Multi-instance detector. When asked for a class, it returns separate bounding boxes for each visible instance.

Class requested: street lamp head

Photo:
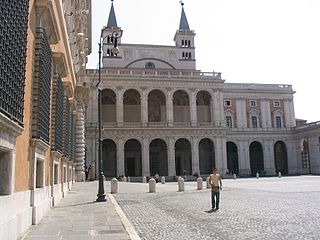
[111,46,120,55]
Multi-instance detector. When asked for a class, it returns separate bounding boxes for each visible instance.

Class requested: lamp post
[96,29,122,202]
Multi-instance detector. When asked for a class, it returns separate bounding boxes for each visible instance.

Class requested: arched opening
[175,138,192,175]
[123,89,141,122]
[274,141,288,175]
[101,89,116,122]
[199,138,215,175]
[197,91,212,123]
[249,141,264,175]
[102,139,117,178]
[148,90,166,122]
[300,138,310,174]
[227,141,239,174]
[173,90,190,123]
[124,139,142,177]
[149,139,168,176]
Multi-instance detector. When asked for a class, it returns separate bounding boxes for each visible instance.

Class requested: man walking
[209,168,222,210]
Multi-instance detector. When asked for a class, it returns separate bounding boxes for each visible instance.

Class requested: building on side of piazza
[84,1,320,181]
[0,0,91,239]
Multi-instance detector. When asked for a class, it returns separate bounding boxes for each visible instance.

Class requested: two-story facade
[84,2,320,180]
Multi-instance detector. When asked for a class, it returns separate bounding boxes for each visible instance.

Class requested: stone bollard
[142,176,147,183]
[178,176,185,192]
[278,172,282,178]
[256,172,259,179]
[197,177,203,190]
[122,176,127,182]
[206,176,211,189]
[111,178,118,194]
[127,176,131,182]
[233,173,236,180]
[149,178,156,193]
[161,176,165,184]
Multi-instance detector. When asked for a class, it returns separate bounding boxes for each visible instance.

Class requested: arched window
[145,62,155,69]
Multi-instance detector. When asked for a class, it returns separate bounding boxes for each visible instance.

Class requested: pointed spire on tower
[179,1,190,31]
[107,0,118,28]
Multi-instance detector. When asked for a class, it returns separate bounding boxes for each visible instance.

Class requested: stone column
[284,98,296,128]
[214,136,227,175]
[141,89,148,127]
[142,138,150,176]
[191,138,200,175]
[75,102,86,181]
[238,140,250,176]
[263,139,276,175]
[287,139,301,175]
[167,138,176,176]
[308,136,320,174]
[166,89,174,126]
[116,88,124,127]
[235,98,243,128]
[117,138,125,176]
[190,90,197,127]
[260,99,272,129]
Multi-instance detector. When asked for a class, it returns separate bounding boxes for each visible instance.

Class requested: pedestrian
[84,166,89,180]
[88,165,95,181]
[155,173,159,183]
[209,168,222,210]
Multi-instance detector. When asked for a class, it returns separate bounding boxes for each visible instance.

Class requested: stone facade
[0,0,91,239]
[84,2,320,180]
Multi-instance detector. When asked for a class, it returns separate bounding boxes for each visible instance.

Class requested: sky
[87,0,320,123]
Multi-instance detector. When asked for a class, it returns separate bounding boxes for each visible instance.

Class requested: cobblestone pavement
[115,176,320,240]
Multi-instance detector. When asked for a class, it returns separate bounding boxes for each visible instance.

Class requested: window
[63,167,67,183]
[36,159,44,188]
[226,116,232,128]
[251,116,258,128]
[54,164,59,184]
[224,100,231,107]
[145,62,155,69]
[0,148,13,195]
[250,100,257,107]
[273,100,281,107]
[275,116,282,128]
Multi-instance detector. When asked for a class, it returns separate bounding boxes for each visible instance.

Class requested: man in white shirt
[209,168,222,210]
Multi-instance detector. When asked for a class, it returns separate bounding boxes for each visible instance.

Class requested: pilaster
[191,138,199,174]
[142,138,150,176]
[117,138,125,176]
[116,87,124,127]
[166,89,174,126]
[168,138,176,176]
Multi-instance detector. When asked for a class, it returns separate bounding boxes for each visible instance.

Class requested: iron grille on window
[0,0,29,125]
[32,27,52,143]
[62,96,72,158]
[51,75,64,152]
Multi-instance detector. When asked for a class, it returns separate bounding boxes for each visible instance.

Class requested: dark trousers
[211,191,220,209]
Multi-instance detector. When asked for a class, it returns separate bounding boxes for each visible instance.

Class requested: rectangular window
[226,116,232,128]
[250,100,257,107]
[0,148,12,195]
[224,100,231,107]
[251,116,258,128]
[273,100,281,107]
[54,164,59,184]
[36,159,44,188]
[63,167,67,183]
[276,116,282,128]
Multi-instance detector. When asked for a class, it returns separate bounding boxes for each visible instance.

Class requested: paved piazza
[115,176,320,240]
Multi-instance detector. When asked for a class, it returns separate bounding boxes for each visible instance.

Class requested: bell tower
[101,0,122,66]
[174,2,196,68]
